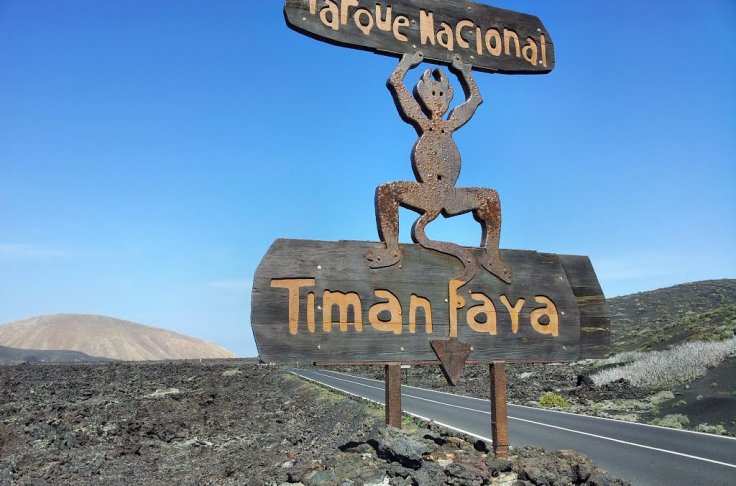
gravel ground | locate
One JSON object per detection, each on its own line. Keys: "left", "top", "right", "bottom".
{"left": 0, "top": 360, "right": 628, "bottom": 485}
{"left": 330, "top": 362, "right": 649, "bottom": 408}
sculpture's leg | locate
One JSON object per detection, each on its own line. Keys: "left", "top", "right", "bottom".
{"left": 367, "top": 181, "right": 418, "bottom": 268}
{"left": 447, "top": 188, "right": 512, "bottom": 284}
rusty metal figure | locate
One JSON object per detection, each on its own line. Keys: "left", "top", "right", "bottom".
{"left": 367, "top": 52, "right": 511, "bottom": 284}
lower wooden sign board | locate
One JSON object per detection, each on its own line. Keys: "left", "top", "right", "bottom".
{"left": 251, "top": 239, "right": 610, "bottom": 364}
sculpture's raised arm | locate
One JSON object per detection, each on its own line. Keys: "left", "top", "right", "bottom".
{"left": 387, "top": 52, "right": 427, "bottom": 132}
{"left": 448, "top": 55, "right": 483, "bottom": 131}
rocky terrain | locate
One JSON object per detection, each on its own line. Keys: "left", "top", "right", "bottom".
{"left": 0, "top": 314, "right": 235, "bottom": 361}
{"left": 0, "top": 360, "right": 628, "bottom": 485}
{"left": 0, "top": 345, "right": 112, "bottom": 365}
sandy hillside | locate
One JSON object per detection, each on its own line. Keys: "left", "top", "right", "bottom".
{"left": 0, "top": 314, "right": 235, "bottom": 361}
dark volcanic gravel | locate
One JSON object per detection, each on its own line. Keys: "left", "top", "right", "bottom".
{"left": 0, "top": 361, "right": 628, "bottom": 485}
{"left": 331, "top": 362, "right": 650, "bottom": 408}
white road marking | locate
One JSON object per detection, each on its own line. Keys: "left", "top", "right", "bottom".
{"left": 309, "top": 370, "right": 489, "bottom": 414}
{"left": 290, "top": 371, "right": 493, "bottom": 443}
{"left": 294, "top": 369, "right": 736, "bottom": 470}
{"left": 511, "top": 416, "right": 736, "bottom": 470}
{"left": 510, "top": 403, "right": 736, "bottom": 441}
{"left": 317, "top": 368, "right": 736, "bottom": 441}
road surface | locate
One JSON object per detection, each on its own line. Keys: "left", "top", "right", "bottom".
{"left": 290, "top": 368, "right": 736, "bottom": 486}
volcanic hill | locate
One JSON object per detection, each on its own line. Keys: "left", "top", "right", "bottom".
{"left": 608, "top": 279, "right": 736, "bottom": 352}
{"left": 0, "top": 314, "right": 236, "bottom": 361}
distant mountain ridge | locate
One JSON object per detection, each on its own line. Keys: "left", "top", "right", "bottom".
{"left": 0, "top": 314, "right": 236, "bottom": 361}
{"left": 0, "top": 344, "right": 112, "bottom": 365}
{"left": 609, "top": 279, "right": 736, "bottom": 352}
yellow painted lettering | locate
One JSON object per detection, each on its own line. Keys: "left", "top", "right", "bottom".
{"left": 540, "top": 34, "right": 547, "bottom": 67}
{"left": 475, "top": 27, "right": 483, "bottom": 55}
{"left": 530, "top": 296, "right": 559, "bottom": 336}
{"left": 409, "top": 294, "right": 433, "bottom": 333}
{"left": 448, "top": 279, "right": 466, "bottom": 338}
{"left": 466, "top": 293, "right": 497, "bottom": 335}
{"left": 485, "top": 28, "right": 501, "bottom": 56}
{"left": 375, "top": 5, "right": 392, "bottom": 31}
{"left": 522, "top": 37, "right": 538, "bottom": 65}
{"left": 319, "top": 0, "right": 340, "bottom": 31}
{"left": 354, "top": 8, "right": 374, "bottom": 35}
{"left": 309, "top": 0, "right": 317, "bottom": 15}
{"left": 368, "top": 290, "right": 402, "bottom": 334}
{"left": 437, "top": 22, "right": 454, "bottom": 51}
{"left": 419, "top": 10, "right": 435, "bottom": 45}
{"left": 323, "top": 290, "right": 363, "bottom": 332}
{"left": 340, "top": 0, "right": 358, "bottom": 25}
{"left": 392, "top": 15, "right": 410, "bottom": 42}
{"left": 270, "top": 278, "right": 316, "bottom": 336}
{"left": 504, "top": 29, "right": 520, "bottom": 57}
{"left": 499, "top": 294, "right": 525, "bottom": 334}
{"left": 455, "top": 20, "right": 474, "bottom": 49}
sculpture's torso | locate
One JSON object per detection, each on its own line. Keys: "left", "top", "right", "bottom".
{"left": 412, "top": 126, "right": 460, "bottom": 190}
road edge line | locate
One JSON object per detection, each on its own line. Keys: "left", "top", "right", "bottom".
{"left": 290, "top": 370, "right": 494, "bottom": 444}
{"left": 302, "top": 369, "right": 736, "bottom": 468}
{"left": 314, "top": 368, "right": 736, "bottom": 441}
{"left": 511, "top": 416, "right": 736, "bottom": 469}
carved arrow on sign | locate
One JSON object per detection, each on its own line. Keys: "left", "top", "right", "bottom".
{"left": 430, "top": 337, "right": 473, "bottom": 386}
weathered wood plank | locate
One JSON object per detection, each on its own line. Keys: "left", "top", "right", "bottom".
{"left": 252, "top": 239, "right": 608, "bottom": 363}
{"left": 558, "top": 255, "right": 611, "bottom": 359}
{"left": 284, "top": 0, "right": 555, "bottom": 74}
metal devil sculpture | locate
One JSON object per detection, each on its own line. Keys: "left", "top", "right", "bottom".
{"left": 368, "top": 52, "right": 510, "bottom": 286}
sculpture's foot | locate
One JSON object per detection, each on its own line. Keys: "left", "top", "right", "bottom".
{"left": 481, "top": 252, "right": 512, "bottom": 284}
{"left": 366, "top": 247, "right": 402, "bottom": 269}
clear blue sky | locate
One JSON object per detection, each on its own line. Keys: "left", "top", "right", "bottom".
{"left": 1, "top": 1, "right": 734, "bottom": 357}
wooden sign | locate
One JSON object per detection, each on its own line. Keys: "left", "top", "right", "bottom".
{"left": 271, "top": 1, "right": 591, "bottom": 447}
{"left": 284, "top": 0, "right": 554, "bottom": 74}
{"left": 251, "top": 239, "right": 610, "bottom": 364}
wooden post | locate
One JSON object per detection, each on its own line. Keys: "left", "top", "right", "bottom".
{"left": 385, "top": 363, "right": 402, "bottom": 428}
{"left": 490, "top": 361, "right": 509, "bottom": 458}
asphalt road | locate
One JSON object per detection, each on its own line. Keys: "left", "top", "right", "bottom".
{"left": 290, "top": 368, "right": 736, "bottom": 486}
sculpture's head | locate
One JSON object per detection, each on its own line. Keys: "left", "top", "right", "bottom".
{"left": 415, "top": 68, "right": 453, "bottom": 117}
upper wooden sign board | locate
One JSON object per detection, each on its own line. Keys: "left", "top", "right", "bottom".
{"left": 284, "top": 0, "right": 554, "bottom": 74}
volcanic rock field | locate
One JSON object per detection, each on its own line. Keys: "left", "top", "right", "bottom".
{"left": 0, "top": 360, "right": 628, "bottom": 485}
